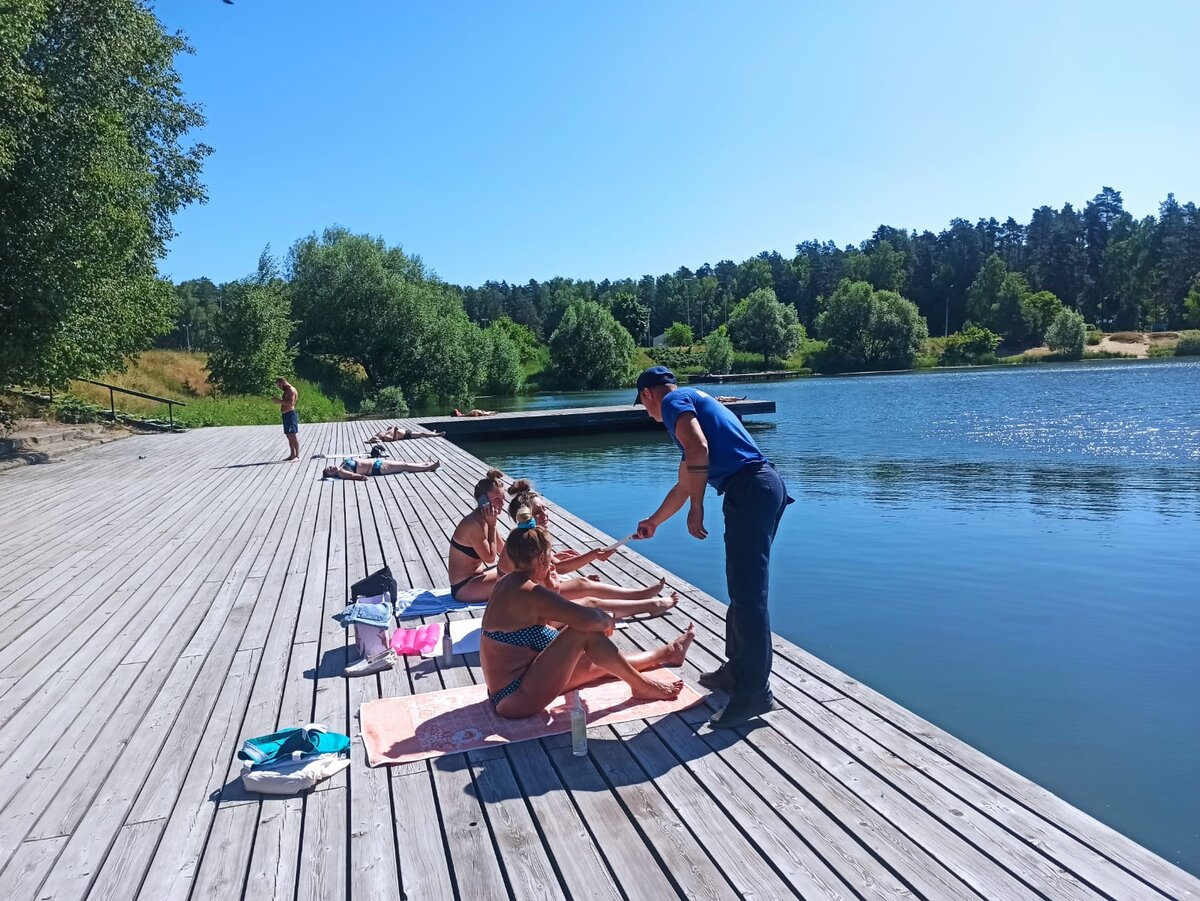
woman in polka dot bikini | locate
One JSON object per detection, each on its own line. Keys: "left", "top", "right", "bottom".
{"left": 481, "top": 505, "right": 695, "bottom": 718}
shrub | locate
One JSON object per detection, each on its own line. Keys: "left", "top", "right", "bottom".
{"left": 50, "top": 395, "right": 106, "bottom": 423}
{"left": 0, "top": 402, "right": 15, "bottom": 436}
{"left": 1175, "top": 331, "right": 1200, "bottom": 356}
{"left": 166, "top": 378, "right": 346, "bottom": 427}
{"left": 1108, "top": 331, "right": 1143, "bottom": 343}
{"left": 372, "top": 386, "right": 409, "bottom": 417}
{"left": 938, "top": 326, "right": 1001, "bottom": 366}
{"left": 647, "top": 347, "right": 706, "bottom": 370}
{"left": 1045, "top": 308, "right": 1086, "bottom": 360}
{"left": 664, "top": 322, "right": 695, "bottom": 347}
{"left": 1086, "top": 331, "right": 1102, "bottom": 346}
{"left": 703, "top": 327, "right": 734, "bottom": 374}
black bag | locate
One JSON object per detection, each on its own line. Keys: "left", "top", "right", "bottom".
{"left": 350, "top": 565, "right": 397, "bottom": 608}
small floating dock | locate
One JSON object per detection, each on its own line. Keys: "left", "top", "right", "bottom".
{"left": 418, "top": 398, "right": 775, "bottom": 440}
{"left": 689, "top": 370, "right": 808, "bottom": 384}
{"left": 0, "top": 420, "right": 1195, "bottom": 900}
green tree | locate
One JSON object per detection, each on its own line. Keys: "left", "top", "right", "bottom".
{"left": 207, "top": 283, "right": 295, "bottom": 395}
{"left": 664, "top": 322, "right": 695, "bottom": 347}
{"left": 994, "top": 272, "right": 1034, "bottom": 344}
{"left": 491, "top": 316, "right": 542, "bottom": 367}
{"left": 1021, "top": 290, "right": 1066, "bottom": 343}
{"left": 607, "top": 292, "right": 650, "bottom": 346}
{"left": 549, "top": 301, "right": 635, "bottom": 389}
{"left": 1044, "top": 307, "right": 1086, "bottom": 359}
{"left": 1184, "top": 275, "right": 1200, "bottom": 328}
{"left": 481, "top": 326, "right": 521, "bottom": 395}
{"left": 817, "top": 280, "right": 929, "bottom": 371}
{"left": 703, "top": 327, "right": 734, "bottom": 374}
{"left": 0, "top": 0, "right": 209, "bottom": 387}
{"left": 289, "top": 228, "right": 485, "bottom": 406}
{"left": 966, "top": 254, "right": 1008, "bottom": 329}
{"left": 726, "top": 288, "right": 805, "bottom": 366}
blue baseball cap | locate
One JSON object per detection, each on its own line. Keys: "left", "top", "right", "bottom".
{"left": 633, "top": 365, "right": 676, "bottom": 404}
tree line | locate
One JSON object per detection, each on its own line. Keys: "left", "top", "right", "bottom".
{"left": 455, "top": 187, "right": 1200, "bottom": 343}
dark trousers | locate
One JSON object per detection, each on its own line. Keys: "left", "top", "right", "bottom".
{"left": 721, "top": 462, "right": 790, "bottom": 702}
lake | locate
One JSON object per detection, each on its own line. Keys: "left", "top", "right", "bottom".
{"left": 463, "top": 359, "right": 1200, "bottom": 876}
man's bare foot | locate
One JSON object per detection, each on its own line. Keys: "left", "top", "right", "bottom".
{"left": 630, "top": 672, "right": 684, "bottom": 701}
{"left": 661, "top": 623, "right": 695, "bottom": 667}
{"left": 427, "top": 460, "right": 440, "bottom": 472}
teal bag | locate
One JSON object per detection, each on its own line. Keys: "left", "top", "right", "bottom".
{"left": 237, "top": 723, "right": 350, "bottom": 770}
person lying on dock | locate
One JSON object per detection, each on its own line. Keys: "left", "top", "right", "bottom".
{"left": 715, "top": 395, "right": 747, "bottom": 404}
{"left": 502, "top": 479, "right": 676, "bottom": 618}
{"left": 322, "top": 457, "right": 440, "bottom": 480}
{"left": 447, "top": 469, "right": 507, "bottom": 602}
{"left": 481, "top": 506, "right": 693, "bottom": 718}
{"left": 452, "top": 408, "right": 497, "bottom": 417}
{"left": 366, "top": 425, "right": 446, "bottom": 443}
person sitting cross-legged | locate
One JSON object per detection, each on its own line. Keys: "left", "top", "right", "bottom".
{"left": 481, "top": 506, "right": 695, "bottom": 719}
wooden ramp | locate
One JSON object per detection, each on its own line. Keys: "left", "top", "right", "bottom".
{"left": 416, "top": 399, "right": 774, "bottom": 439}
{"left": 0, "top": 420, "right": 1194, "bottom": 901}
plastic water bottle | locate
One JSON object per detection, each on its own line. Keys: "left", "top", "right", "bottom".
{"left": 441, "top": 629, "right": 453, "bottom": 665}
{"left": 571, "top": 691, "right": 587, "bottom": 756}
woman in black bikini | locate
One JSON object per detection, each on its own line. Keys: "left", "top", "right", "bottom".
{"left": 481, "top": 505, "right": 694, "bottom": 718}
{"left": 366, "top": 426, "right": 445, "bottom": 444}
{"left": 447, "top": 469, "right": 507, "bottom": 602}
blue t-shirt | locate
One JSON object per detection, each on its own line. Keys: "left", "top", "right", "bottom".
{"left": 659, "top": 387, "right": 767, "bottom": 491}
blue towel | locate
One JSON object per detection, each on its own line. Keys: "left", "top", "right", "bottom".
{"left": 394, "top": 587, "right": 487, "bottom": 620}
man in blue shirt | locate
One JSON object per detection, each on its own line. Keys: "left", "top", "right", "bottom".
{"left": 634, "top": 366, "right": 791, "bottom": 728}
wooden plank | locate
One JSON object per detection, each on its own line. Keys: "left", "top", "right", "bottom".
{"left": 0, "top": 837, "right": 66, "bottom": 901}
{"left": 295, "top": 776, "right": 347, "bottom": 901}
{"left": 244, "top": 797, "right": 304, "bottom": 901}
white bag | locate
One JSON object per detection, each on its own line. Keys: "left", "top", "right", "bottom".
{"left": 240, "top": 754, "right": 350, "bottom": 795}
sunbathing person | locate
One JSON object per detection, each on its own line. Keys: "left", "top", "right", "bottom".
{"left": 453, "top": 408, "right": 497, "bottom": 417}
{"left": 322, "top": 457, "right": 440, "bottom": 480}
{"left": 366, "top": 425, "right": 445, "bottom": 443}
{"left": 715, "top": 395, "right": 747, "bottom": 403}
{"left": 447, "top": 468, "right": 507, "bottom": 602}
{"left": 502, "top": 479, "right": 676, "bottom": 618}
{"left": 481, "top": 507, "right": 694, "bottom": 718}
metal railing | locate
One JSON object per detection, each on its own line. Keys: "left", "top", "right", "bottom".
{"left": 76, "top": 378, "right": 187, "bottom": 430}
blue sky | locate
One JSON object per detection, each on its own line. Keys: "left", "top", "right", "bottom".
{"left": 157, "top": 0, "right": 1200, "bottom": 287}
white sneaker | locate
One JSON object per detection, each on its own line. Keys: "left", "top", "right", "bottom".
{"left": 344, "top": 648, "right": 397, "bottom": 677}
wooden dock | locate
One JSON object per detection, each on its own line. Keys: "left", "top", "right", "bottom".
{"left": 417, "top": 399, "right": 774, "bottom": 439}
{"left": 0, "top": 419, "right": 1195, "bottom": 901}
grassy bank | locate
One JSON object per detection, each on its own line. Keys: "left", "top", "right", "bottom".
{"left": 66, "top": 351, "right": 347, "bottom": 427}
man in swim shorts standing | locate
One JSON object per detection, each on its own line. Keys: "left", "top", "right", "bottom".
{"left": 276, "top": 377, "right": 300, "bottom": 461}
{"left": 634, "top": 366, "right": 792, "bottom": 728}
